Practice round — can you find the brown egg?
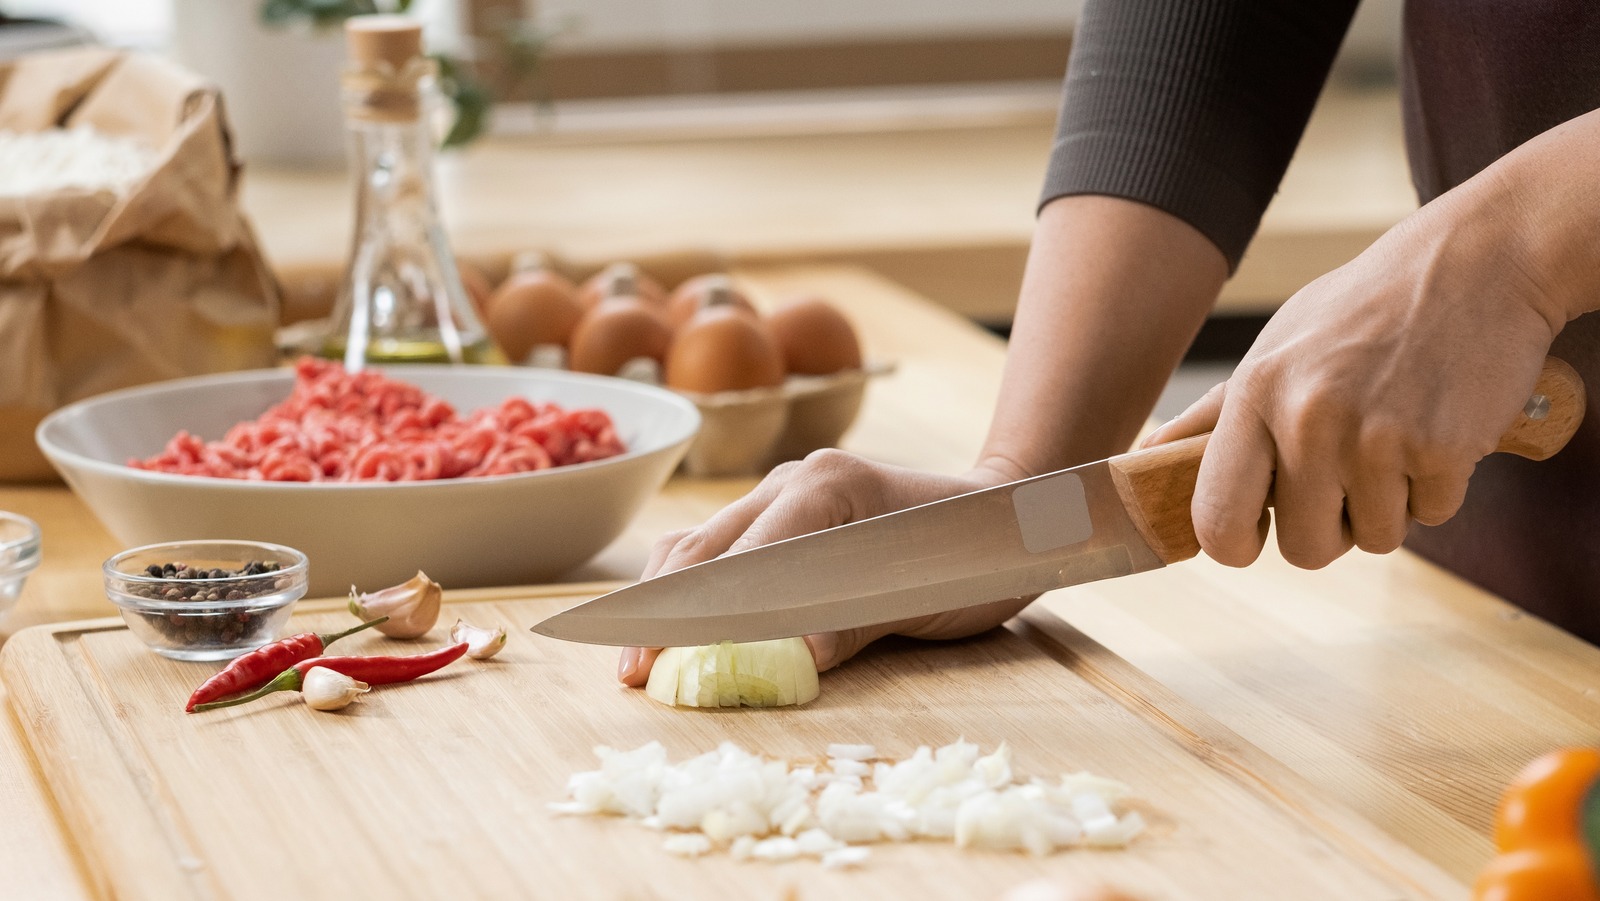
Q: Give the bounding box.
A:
[485,268,584,363]
[666,274,757,331]
[767,296,862,376]
[457,261,494,316]
[578,261,667,310]
[666,306,786,393]
[568,298,672,375]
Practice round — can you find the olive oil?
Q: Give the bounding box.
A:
[318,336,505,366]
[325,17,497,372]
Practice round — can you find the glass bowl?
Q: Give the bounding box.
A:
[103,540,308,661]
[0,512,42,621]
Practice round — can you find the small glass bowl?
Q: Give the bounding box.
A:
[103,540,308,661]
[0,513,42,621]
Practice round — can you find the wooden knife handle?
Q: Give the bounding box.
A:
[1108,355,1587,565]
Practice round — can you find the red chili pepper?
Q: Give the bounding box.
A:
[183,617,390,712]
[189,642,469,713]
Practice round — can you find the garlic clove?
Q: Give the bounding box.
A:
[448,619,508,659]
[302,666,370,711]
[349,571,442,639]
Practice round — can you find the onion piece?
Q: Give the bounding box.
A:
[790,637,819,705]
[645,648,681,705]
[662,833,713,857]
[644,639,818,708]
[821,846,871,869]
[551,740,1144,867]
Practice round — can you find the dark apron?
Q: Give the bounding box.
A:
[1398,0,1600,644]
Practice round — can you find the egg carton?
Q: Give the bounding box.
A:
[674,361,895,477]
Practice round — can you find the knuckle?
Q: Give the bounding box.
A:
[1283,392,1351,445]
[1228,361,1273,400]
[800,448,882,513]
[801,447,861,478]
[1409,493,1464,527]
[762,459,806,485]
[1355,420,1407,461]
[1408,444,1479,482]
[1411,509,1456,528]
[1277,538,1336,570]
[668,527,722,560]
[1352,522,1407,554]
[1190,497,1253,563]
[650,528,693,555]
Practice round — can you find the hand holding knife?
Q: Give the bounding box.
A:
[536,357,1585,648]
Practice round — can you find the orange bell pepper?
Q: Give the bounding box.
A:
[1474,748,1600,901]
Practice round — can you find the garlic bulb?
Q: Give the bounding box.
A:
[302,666,370,711]
[449,619,508,659]
[349,571,442,639]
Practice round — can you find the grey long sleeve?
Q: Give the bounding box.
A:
[1040,0,1360,269]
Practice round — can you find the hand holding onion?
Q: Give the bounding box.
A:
[617,452,1036,689]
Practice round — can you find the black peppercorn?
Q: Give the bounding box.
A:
[123,560,286,648]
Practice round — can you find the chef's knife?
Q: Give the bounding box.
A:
[534,357,1585,647]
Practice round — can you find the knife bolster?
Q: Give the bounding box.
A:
[1108,434,1207,565]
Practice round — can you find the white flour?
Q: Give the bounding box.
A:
[0,127,155,196]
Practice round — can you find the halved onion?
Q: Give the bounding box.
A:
[646,638,819,708]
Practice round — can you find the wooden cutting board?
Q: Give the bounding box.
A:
[2,585,1464,901]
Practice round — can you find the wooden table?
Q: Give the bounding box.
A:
[247,82,1416,326]
[3,266,1597,899]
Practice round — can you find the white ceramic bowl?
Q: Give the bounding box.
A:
[38,366,699,597]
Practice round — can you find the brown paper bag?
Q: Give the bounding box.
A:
[0,47,280,481]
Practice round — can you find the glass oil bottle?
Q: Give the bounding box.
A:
[321,15,501,369]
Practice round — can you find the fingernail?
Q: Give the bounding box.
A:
[803,634,836,672]
[618,647,640,681]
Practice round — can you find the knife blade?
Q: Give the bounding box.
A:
[534,356,1585,647]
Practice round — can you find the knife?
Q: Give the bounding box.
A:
[534,356,1585,647]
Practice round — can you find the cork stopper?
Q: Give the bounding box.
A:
[342,15,432,123]
[345,16,423,73]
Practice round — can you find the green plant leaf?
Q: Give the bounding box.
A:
[433,54,493,148]
[259,0,383,29]
[257,0,537,148]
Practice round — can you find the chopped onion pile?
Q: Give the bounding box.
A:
[645,638,819,708]
[550,739,1144,865]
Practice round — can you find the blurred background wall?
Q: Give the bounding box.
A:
[4,0,1402,97]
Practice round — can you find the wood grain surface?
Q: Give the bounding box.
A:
[4,265,1598,900]
[0,684,95,899]
[2,587,1462,901]
[1040,549,1600,883]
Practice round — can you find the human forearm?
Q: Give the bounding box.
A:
[1488,106,1600,328]
[973,195,1228,482]
[984,0,1356,484]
